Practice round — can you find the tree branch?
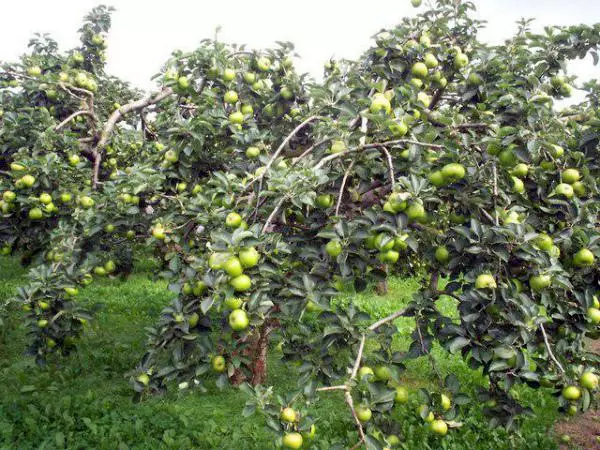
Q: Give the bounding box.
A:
[54,110,96,131]
[540,323,565,374]
[245,115,321,190]
[335,161,355,216]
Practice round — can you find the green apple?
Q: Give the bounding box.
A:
[374,365,392,381]
[530,274,551,291]
[256,57,271,72]
[28,208,43,220]
[580,372,598,390]
[27,66,42,77]
[177,76,190,90]
[355,406,372,422]
[431,419,448,436]
[511,176,525,194]
[228,308,249,331]
[424,53,438,68]
[152,225,166,240]
[315,194,333,208]
[325,240,343,257]
[534,233,553,251]
[280,87,294,100]
[380,249,400,263]
[330,140,347,154]
[238,247,260,268]
[79,196,94,208]
[440,394,451,410]
[429,171,447,187]
[562,168,580,184]
[69,154,81,166]
[282,432,303,449]
[64,287,79,297]
[243,71,256,83]
[588,307,600,324]
[411,62,428,79]
[188,312,199,327]
[370,93,392,114]
[510,163,529,178]
[572,181,586,197]
[562,385,581,401]
[454,53,469,69]
[104,260,116,273]
[411,0,422,6]
[223,257,244,277]
[224,297,243,309]
[435,246,449,263]
[94,266,107,276]
[230,274,252,292]
[222,68,236,82]
[573,248,594,267]
[37,319,49,328]
[164,150,178,163]
[554,183,574,199]
[2,191,16,202]
[441,163,465,181]
[229,111,244,125]
[358,366,375,380]
[475,274,496,289]
[241,104,254,115]
[417,91,431,108]
[406,203,426,222]
[20,174,36,187]
[212,355,226,372]
[280,407,297,423]
[388,120,408,137]
[395,386,409,403]
[246,146,260,158]
[223,90,238,104]
[225,212,242,228]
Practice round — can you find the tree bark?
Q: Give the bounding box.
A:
[230,320,277,386]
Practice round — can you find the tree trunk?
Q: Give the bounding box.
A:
[229,320,277,386]
[249,323,271,385]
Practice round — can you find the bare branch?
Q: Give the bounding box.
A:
[262,195,290,233]
[313,138,444,171]
[540,323,566,374]
[245,115,322,190]
[289,138,332,167]
[368,307,410,331]
[316,385,347,392]
[96,87,174,151]
[335,161,355,216]
[54,110,95,131]
[378,145,395,190]
[350,334,366,380]
[345,390,366,447]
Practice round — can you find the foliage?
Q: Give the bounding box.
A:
[1,0,600,447]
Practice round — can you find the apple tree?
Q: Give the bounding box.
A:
[2,1,600,448]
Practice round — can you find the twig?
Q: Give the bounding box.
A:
[368,307,410,331]
[316,385,347,392]
[540,323,565,373]
[289,138,332,167]
[378,145,395,190]
[350,334,366,379]
[54,110,95,131]
[245,115,321,190]
[91,87,174,189]
[313,139,444,171]
[345,390,366,448]
[335,161,355,216]
[262,195,290,233]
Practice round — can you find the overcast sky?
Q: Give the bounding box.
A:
[1,0,599,91]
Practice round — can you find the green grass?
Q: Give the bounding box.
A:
[0,256,561,449]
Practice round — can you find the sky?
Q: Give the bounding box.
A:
[1,0,599,91]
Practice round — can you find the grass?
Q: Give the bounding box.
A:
[0,255,562,449]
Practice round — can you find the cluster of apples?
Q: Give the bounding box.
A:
[279,407,316,449]
[357,365,450,440]
[561,371,598,415]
